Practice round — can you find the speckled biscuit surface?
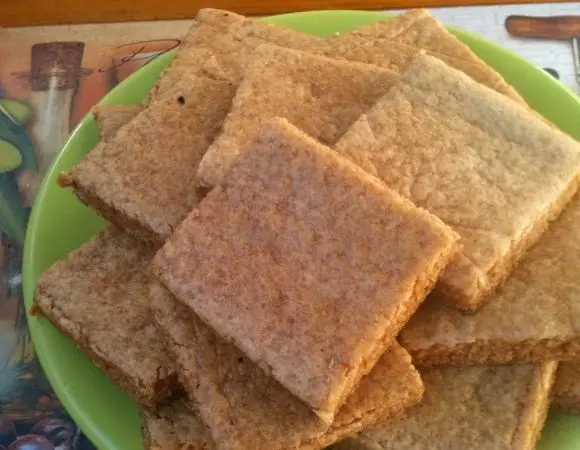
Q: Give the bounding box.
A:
[338,9,524,104]
[151,282,424,450]
[335,55,580,311]
[142,401,215,450]
[333,362,557,450]
[553,362,580,414]
[33,229,179,411]
[196,44,398,188]
[60,77,236,247]
[322,36,523,105]
[151,8,323,99]
[152,118,458,422]
[400,193,580,366]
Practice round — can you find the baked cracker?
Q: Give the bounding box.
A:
[59,77,236,247]
[339,8,525,104]
[335,54,580,311]
[401,192,580,366]
[33,229,179,411]
[150,8,323,100]
[151,282,424,450]
[152,118,458,423]
[92,70,211,144]
[322,36,524,105]
[196,44,398,188]
[333,362,557,450]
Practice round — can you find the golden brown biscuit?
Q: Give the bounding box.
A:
[401,193,580,366]
[153,118,458,422]
[197,44,398,188]
[151,282,424,450]
[322,36,524,105]
[333,362,557,450]
[60,79,235,247]
[150,8,323,100]
[335,55,580,311]
[34,229,179,411]
[338,8,524,104]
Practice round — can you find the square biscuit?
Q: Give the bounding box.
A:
[322,36,524,105]
[152,118,458,422]
[59,77,236,247]
[33,229,179,411]
[400,193,580,366]
[333,362,557,450]
[151,8,323,100]
[151,282,424,450]
[196,43,398,188]
[335,55,580,311]
[339,8,525,104]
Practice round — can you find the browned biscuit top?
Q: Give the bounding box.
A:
[196,43,398,188]
[66,77,236,246]
[335,54,580,310]
[151,282,423,450]
[401,192,580,367]
[153,117,457,421]
[34,229,178,410]
[334,362,557,450]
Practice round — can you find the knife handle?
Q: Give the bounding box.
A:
[505,15,580,41]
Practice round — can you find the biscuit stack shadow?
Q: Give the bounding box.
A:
[34,8,580,450]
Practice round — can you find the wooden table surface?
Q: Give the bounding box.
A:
[1,0,578,27]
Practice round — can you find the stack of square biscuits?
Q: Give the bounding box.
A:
[34,8,580,450]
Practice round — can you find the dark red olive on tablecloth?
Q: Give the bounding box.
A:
[30,419,74,450]
[7,435,54,450]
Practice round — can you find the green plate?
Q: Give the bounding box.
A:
[22,10,580,450]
